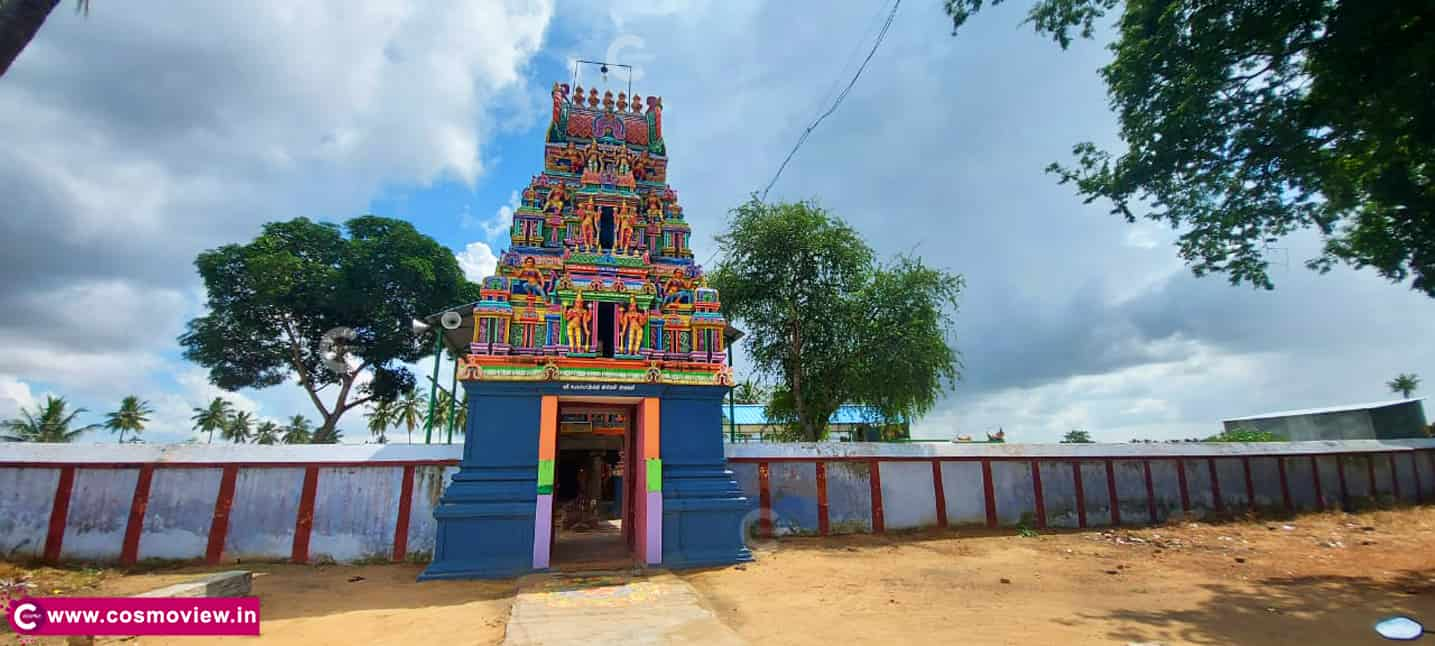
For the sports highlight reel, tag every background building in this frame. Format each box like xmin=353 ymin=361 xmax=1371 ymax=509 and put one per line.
xmin=722 ymin=404 xmax=910 ymax=442
xmin=1221 ymin=398 xmax=1429 ymax=441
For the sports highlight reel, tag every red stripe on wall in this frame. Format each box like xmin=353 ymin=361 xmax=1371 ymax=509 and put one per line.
xmin=1031 ymin=461 xmax=1047 ymax=530
xmin=1311 ymin=456 xmax=1325 ymax=511
xmin=205 ymin=465 xmax=239 ymax=565
xmin=1176 ymin=459 xmax=1191 ymax=513
xmin=1104 ymin=460 xmax=1121 ymax=526
xmin=1389 ymin=453 xmax=1402 ymax=501
xmin=931 ymin=461 xmax=948 ymax=528
xmin=758 ymin=462 xmax=772 ymax=538
xmin=291 ymin=466 xmax=320 ymax=564
xmin=120 ymin=464 xmax=155 ymax=566
xmin=1208 ymin=459 xmax=1225 ymax=513
xmin=43 ymin=466 xmax=76 ymax=563
xmin=815 ymin=462 xmax=829 ymax=536
xmin=1142 ymin=460 xmax=1157 ymax=524
xmin=870 ymin=460 xmax=886 ymax=533
xmin=392 ymin=465 xmax=415 ymax=562
xmin=1071 ymin=461 xmax=1087 ymax=529
xmin=1337 ymin=455 xmax=1350 ymax=511
xmin=1277 ymin=458 xmax=1292 ymax=513
xmin=980 ymin=459 xmax=996 ymax=529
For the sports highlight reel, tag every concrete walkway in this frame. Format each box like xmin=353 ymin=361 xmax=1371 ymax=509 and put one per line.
xmin=501 ymin=570 xmax=745 ymax=645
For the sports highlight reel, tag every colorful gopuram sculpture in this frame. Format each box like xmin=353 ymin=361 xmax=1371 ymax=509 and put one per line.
xmin=462 ymin=82 xmax=732 ymax=386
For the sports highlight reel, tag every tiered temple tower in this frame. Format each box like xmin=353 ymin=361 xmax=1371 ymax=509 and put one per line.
xmin=420 ymin=82 xmax=751 ymax=580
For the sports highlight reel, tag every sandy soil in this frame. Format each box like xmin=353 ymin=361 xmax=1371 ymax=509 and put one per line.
xmin=4 ymin=507 xmax=1435 ymax=645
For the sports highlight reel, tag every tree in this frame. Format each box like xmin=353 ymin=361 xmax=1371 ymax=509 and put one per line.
xmin=393 ymin=391 xmax=423 ymax=444
xmin=946 ymin=1 xmax=1435 ymax=296
xmin=731 ymin=380 xmax=769 ymax=405
xmin=281 ymin=415 xmax=313 ymax=444
xmin=0 ymin=0 xmax=88 ymax=78
xmin=190 ymin=397 xmax=233 ymax=444
xmin=1061 ymin=429 xmax=1093 ymax=444
xmin=1388 ymin=373 xmax=1421 ymax=399
xmin=179 ymin=216 xmax=478 ymax=440
xmin=366 ymin=400 xmax=394 ymax=444
xmin=254 ymin=421 xmax=281 ymax=445
xmin=103 ymin=395 xmax=153 ymax=444
xmin=223 ymin=410 xmax=253 ymax=443
xmin=1206 ymin=426 xmax=1285 ymax=442
xmin=1 ymin=396 xmax=100 ymax=442
xmin=712 ymin=198 xmax=962 ymax=441
xmin=310 ymin=425 xmax=342 ymax=444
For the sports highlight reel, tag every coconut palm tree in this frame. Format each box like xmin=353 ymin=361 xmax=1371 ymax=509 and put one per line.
xmin=366 ymin=400 xmax=394 ymax=444
xmin=310 ymin=425 xmax=342 ymax=444
xmin=393 ymin=391 xmax=423 ymax=444
xmin=0 ymin=0 xmax=87 ymax=78
xmin=223 ymin=410 xmax=253 ymax=443
xmin=1 ymin=396 xmax=101 ymax=442
xmin=1388 ymin=373 xmax=1421 ymax=399
xmin=253 ymin=421 xmax=280 ymax=445
xmin=281 ymin=414 xmax=312 ymax=444
xmin=190 ymin=397 xmax=233 ymax=444
xmin=103 ymin=395 xmax=153 ymax=443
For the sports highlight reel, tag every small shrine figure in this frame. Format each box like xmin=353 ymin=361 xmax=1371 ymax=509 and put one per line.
xmin=522 ymin=182 xmax=538 ymax=209
xmin=619 ymin=295 xmax=647 ymax=356
xmin=585 ymin=143 xmax=601 ymax=173
xmin=542 ymin=184 xmax=566 ymax=216
xmin=649 ymin=96 xmax=663 ymax=138
xmin=577 ymin=198 xmax=599 ymax=252
xmin=562 ymin=142 xmax=582 ymax=172
xmin=644 ymin=192 xmax=664 ymax=222
xmin=550 ymin=82 xmax=565 ymax=125
xmin=602 ymin=90 xmax=615 ymax=112
xmin=565 ymin=291 xmax=591 ymax=351
xmin=515 ymin=256 xmax=547 ymax=300
xmin=662 ymin=266 xmax=692 ymax=305
xmin=615 ymin=202 xmax=637 ymax=255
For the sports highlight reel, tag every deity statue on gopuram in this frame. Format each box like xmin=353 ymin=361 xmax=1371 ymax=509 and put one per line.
xmin=461 ymin=81 xmax=731 ymax=386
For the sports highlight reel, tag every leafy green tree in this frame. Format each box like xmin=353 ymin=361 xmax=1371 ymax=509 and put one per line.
xmin=731 ymin=380 xmax=769 ymax=405
xmin=366 ymin=399 xmax=394 ymax=444
xmin=223 ymin=410 xmax=253 ymax=443
xmin=1206 ymin=426 xmax=1285 ymax=442
xmin=712 ymin=198 xmax=962 ymax=441
xmin=1388 ymin=373 xmax=1421 ymax=399
xmin=254 ymin=421 xmax=281 ymax=445
xmin=179 ymin=216 xmax=478 ymax=439
xmin=281 ymin=414 xmax=313 ymax=444
xmin=103 ymin=395 xmax=153 ymax=444
xmin=190 ymin=397 xmax=233 ymax=444
xmin=1 ymin=396 xmax=100 ymax=442
xmin=393 ymin=391 xmax=424 ymax=444
xmin=946 ymin=1 xmax=1435 ymax=296
xmin=1061 ymin=429 xmax=1093 ymax=444
xmin=310 ymin=425 xmax=342 ymax=444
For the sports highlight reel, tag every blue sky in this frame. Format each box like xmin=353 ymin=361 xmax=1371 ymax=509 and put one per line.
xmin=3 ymin=0 xmax=1433 ymax=445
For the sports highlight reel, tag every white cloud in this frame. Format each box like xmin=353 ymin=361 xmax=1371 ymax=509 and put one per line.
xmin=456 ymin=241 xmax=500 ymax=283
xmin=463 ymin=190 xmax=520 ymax=243
xmin=0 ymin=375 xmax=38 ymax=421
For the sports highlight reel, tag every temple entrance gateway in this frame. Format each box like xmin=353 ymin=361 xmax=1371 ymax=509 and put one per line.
xmin=549 ymin=402 xmax=631 ymax=568
xmin=417 ymin=77 xmax=751 ymax=581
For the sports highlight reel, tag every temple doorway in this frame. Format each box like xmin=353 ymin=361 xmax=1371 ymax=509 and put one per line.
xmin=549 ymin=403 xmax=633 ymax=570
xmin=599 ymin=205 xmax=615 ymax=250
xmin=597 ymin=302 xmax=616 ymax=357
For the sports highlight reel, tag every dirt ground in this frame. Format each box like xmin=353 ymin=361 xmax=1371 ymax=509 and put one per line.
xmin=6 ymin=507 xmax=1435 ymax=645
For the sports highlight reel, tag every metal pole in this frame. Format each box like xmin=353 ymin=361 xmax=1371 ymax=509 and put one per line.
xmin=727 ymin=345 xmax=737 ymax=443
xmin=446 ymin=354 xmax=459 ymax=444
xmin=423 ymin=332 xmax=441 ymax=444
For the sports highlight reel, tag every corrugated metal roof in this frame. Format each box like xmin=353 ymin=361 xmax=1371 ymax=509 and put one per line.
xmin=725 ymin=404 xmax=894 ymax=426
xmin=1222 ymin=398 xmax=1426 ymax=422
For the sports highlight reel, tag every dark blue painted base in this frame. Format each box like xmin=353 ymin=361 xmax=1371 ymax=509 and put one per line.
xmin=419 ymin=381 xmax=750 ymax=581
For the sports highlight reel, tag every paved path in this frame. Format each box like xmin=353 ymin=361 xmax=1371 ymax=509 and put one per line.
xmin=502 ymin=570 xmax=745 ymax=645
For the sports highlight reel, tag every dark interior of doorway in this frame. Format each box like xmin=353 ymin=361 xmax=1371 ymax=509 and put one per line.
xmin=599 ymin=205 xmax=615 ymax=250
xmin=550 ymin=409 xmax=632 ymax=570
xmin=597 ymin=302 xmax=615 ymax=358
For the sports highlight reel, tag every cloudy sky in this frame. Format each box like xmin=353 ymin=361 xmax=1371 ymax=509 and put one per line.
xmin=3 ymin=0 xmax=1432 ymax=444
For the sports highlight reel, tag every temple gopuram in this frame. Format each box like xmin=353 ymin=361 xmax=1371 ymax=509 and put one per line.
xmin=420 ymin=81 xmax=752 ymax=580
